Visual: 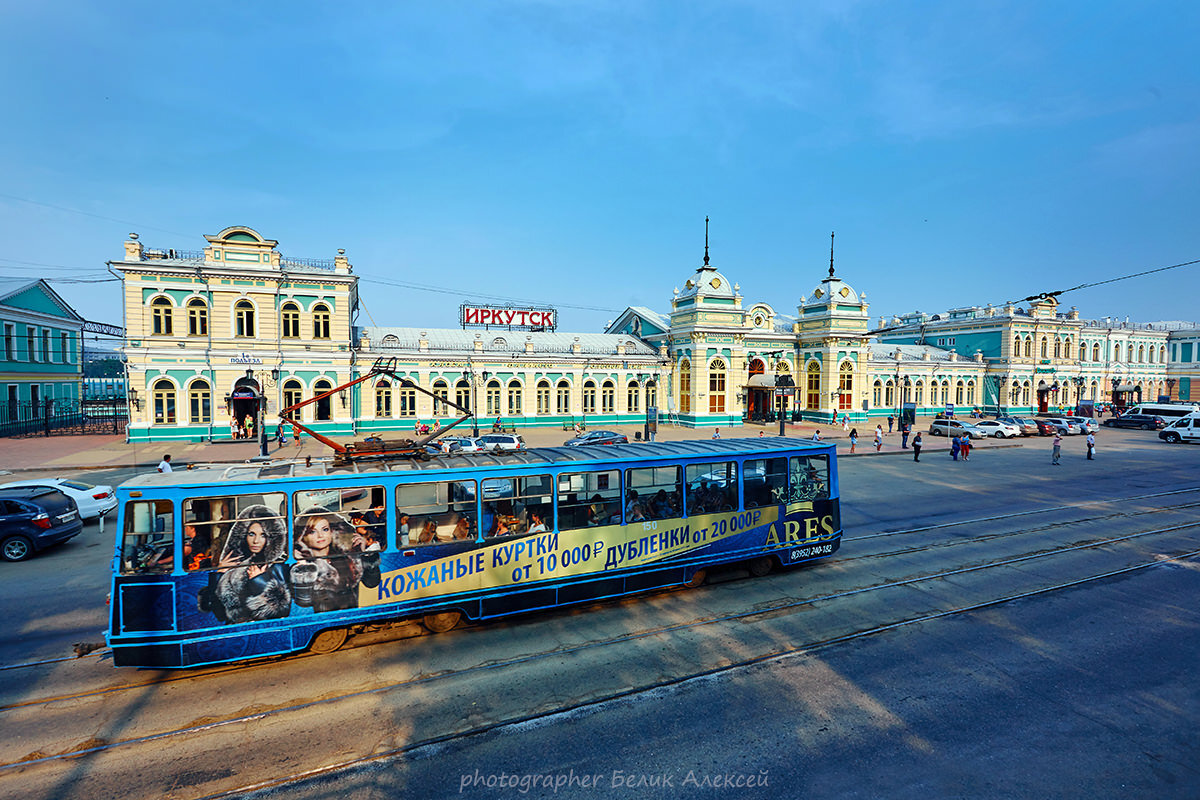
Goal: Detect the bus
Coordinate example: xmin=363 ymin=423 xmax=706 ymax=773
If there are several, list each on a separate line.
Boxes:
xmin=1124 ymin=402 xmax=1200 ymax=419
xmin=107 ymin=438 xmax=841 ymax=668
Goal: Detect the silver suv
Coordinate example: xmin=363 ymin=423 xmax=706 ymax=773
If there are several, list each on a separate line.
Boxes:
xmin=928 ymin=418 xmax=986 ymax=438
xmin=474 ymin=433 xmax=526 ymax=452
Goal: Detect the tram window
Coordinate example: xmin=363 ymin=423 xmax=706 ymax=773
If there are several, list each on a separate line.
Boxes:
xmin=481 ymin=474 xmax=553 ymax=538
xmin=183 ymin=493 xmax=288 ymax=570
xmin=395 ymin=480 xmax=476 ymax=546
xmin=294 ymin=486 xmax=386 ymax=554
xmin=743 ymin=458 xmax=788 ymax=509
xmin=788 ymin=456 xmax=830 ymax=501
xmin=685 ymin=462 xmax=738 ymax=515
xmin=557 ymin=470 xmax=621 ymax=530
xmin=119 ymin=499 xmax=174 ymax=574
xmin=624 ymin=466 xmax=681 ymax=521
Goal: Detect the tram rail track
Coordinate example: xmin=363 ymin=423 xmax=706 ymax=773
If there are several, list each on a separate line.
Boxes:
xmin=4 ymin=514 xmax=1198 ymax=782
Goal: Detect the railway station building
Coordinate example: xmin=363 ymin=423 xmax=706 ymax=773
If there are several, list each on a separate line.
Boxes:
xmin=111 ymin=226 xmax=1195 ymax=443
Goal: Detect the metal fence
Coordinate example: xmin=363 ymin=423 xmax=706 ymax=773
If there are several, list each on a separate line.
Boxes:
xmin=0 ymin=399 xmax=128 ymax=438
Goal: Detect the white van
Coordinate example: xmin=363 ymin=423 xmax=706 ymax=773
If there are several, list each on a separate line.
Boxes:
xmin=1125 ymin=402 xmax=1200 ymax=419
xmin=1159 ymin=414 xmax=1200 ymax=444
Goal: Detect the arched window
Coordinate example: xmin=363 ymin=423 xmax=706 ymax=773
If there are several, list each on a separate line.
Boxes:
xmin=941 ymin=380 xmax=951 ymax=404
xmin=884 ymin=379 xmax=895 ymax=407
xmin=312 ymin=303 xmax=331 ymax=340
xmin=486 ymin=380 xmax=501 ymax=416
xmin=1022 ymin=381 xmax=1031 ymax=405
xmin=281 ymin=302 xmax=300 ymax=338
xmin=556 ymin=380 xmax=571 ymax=414
xmin=536 ymin=380 xmax=551 ymax=415
xmin=599 ymin=379 xmax=614 ymax=414
xmin=1079 ymin=342 xmax=1087 ymax=361
xmin=1148 ymin=345 xmax=1155 ymax=364
xmin=679 ymin=360 xmax=691 ymax=414
xmin=1159 ymin=345 xmax=1167 ymax=363
xmin=967 ymin=380 xmax=976 ymax=404
xmin=1137 ymin=344 xmax=1145 ymax=363
xmin=1013 ymin=334 xmax=1021 ymax=356
xmin=283 ymin=379 xmax=303 ymax=420
xmin=1127 ymin=344 xmax=1134 ymax=362
xmin=1093 ymin=343 xmax=1101 ymax=361
xmin=152 ymin=379 xmax=176 ymax=424
xmin=375 ymin=380 xmax=392 ymax=417
xmin=1090 ymin=380 xmax=1099 ymax=400
xmin=507 ymin=380 xmax=523 ymax=416
xmin=187 ymin=380 xmax=210 ymax=423
xmin=313 ymin=379 xmax=333 ymax=421
xmin=235 ymin=300 xmax=255 ymax=338
xmin=1024 ymin=336 xmax=1032 ymax=357
xmin=1010 ymin=381 xmax=1021 ymax=405
xmin=838 ymin=362 xmax=853 ymax=410
xmin=151 ymin=297 xmax=173 ymax=336
xmin=455 ymin=379 xmax=471 ymax=413
xmin=914 ymin=380 xmax=924 ymax=405
xmin=646 ymin=380 xmax=657 ymax=410
xmin=806 ymin=361 xmax=821 ymax=410
xmin=433 ymin=380 xmax=449 ymax=417
xmin=708 ymin=359 xmax=726 ymax=413
xmin=956 ymin=380 xmax=965 ymax=405
xmin=187 ymin=298 xmax=208 ymax=336
xmin=399 ymin=382 xmax=417 ymax=417
xmin=1040 ymin=336 xmax=1048 ymax=358
xmin=627 ymin=380 xmax=640 ymax=414
xmin=1054 ymin=338 xmax=1061 ymax=358
xmin=582 ymin=380 xmax=597 ymax=414
xmin=873 ymin=380 xmax=882 ymax=407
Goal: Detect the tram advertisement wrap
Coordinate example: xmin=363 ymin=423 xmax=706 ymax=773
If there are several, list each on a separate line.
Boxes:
xmin=362 ymin=501 xmax=839 ymax=607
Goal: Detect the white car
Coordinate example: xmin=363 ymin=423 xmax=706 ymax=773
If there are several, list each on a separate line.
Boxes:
xmin=440 ymin=436 xmax=484 ymax=453
xmin=0 ymin=477 xmax=117 ymax=520
xmin=474 ymin=433 xmax=526 ymax=452
xmin=971 ymin=420 xmax=1022 ymax=439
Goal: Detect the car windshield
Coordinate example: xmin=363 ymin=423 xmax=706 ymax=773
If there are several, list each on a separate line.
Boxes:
xmin=61 ymin=480 xmax=95 ymax=491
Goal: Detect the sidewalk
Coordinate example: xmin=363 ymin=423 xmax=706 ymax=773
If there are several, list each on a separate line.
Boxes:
xmin=0 ymin=419 xmax=1022 ymax=473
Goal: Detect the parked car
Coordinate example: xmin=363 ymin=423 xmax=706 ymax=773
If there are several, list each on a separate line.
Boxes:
xmin=437 ymin=436 xmax=484 ymax=453
xmin=1001 ymin=417 xmax=1040 ymax=436
xmin=0 ymin=477 xmax=117 ymax=520
xmin=1159 ymin=415 xmax=1200 ymax=443
xmin=1032 ymin=419 xmax=1058 ymax=436
xmin=1065 ymin=416 xmax=1099 ymax=434
xmin=564 ymin=430 xmax=629 ymax=446
xmin=971 ymin=420 xmax=1022 ymax=439
xmin=0 ymin=486 xmax=84 ymax=562
xmin=1104 ymin=414 xmax=1166 ymax=431
xmin=1041 ymin=417 xmax=1082 ymax=435
xmin=425 ymin=439 xmax=463 ymax=456
xmin=474 ymin=433 xmax=526 ymax=452
xmin=928 ymin=419 xmax=987 ymax=439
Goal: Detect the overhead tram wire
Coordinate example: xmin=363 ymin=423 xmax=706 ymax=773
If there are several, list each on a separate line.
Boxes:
xmin=1005 ymin=256 xmax=1200 ymax=306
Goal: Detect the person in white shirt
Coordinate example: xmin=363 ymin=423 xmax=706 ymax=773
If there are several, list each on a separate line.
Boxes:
xmin=157 ymin=454 xmax=173 ymax=473
xmin=811 ymin=430 xmax=821 ymax=442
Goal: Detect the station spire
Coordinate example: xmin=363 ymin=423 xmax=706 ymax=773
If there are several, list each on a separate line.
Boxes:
xmin=828 ymin=230 xmax=836 ymax=278
xmin=702 ymin=216 xmax=711 ymax=268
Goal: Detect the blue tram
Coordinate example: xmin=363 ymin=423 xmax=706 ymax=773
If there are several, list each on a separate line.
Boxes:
xmin=106 ymin=438 xmax=841 ymax=668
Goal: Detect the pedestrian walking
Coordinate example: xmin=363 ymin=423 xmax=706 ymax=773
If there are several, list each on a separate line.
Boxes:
xmin=849 ymin=427 xmax=858 ymax=453
xmin=874 ymin=429 xmax=882 ymax=451
xmin=1086 ymin=431 xmax=1096 ymax=460
xmin=887 ymin=415 xmax=894 ymax=433
xmin=842 ymin=414 xmax=849 ymax=432
xmin=901 ymin=424 xmax=910 ymax=449
xmin=157 ymin=454 xmax=172 ymax=473
xmin=1051 ymin=433 xmax=1062 ymax=465
xmin=875 ymin=424 xmax=883 ymax=443
xmin=959 ymin=433 xmax=971 ymax=461
xmin=950 ymin=436 xmax=960 ymax=461
xmin=912 ymin=432 xmax=923 ymax=462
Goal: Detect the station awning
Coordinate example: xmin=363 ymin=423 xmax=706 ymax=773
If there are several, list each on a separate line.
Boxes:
xmin=1113 ymin=384 xmax=1138 ymax=392
xmin=745 ymin=374 xmax=777 ymax=388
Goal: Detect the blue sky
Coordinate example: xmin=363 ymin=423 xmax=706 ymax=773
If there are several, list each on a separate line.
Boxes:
xmin=2 ymin=1 xmax=1198 ymax=336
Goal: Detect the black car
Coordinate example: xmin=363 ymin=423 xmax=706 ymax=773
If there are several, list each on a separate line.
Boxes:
xmin=1103 ymin=414 xmax=1166 ymax=430
xmin=564 ymin=430 xmax=630 ymax=446
xmin=0 ymin=486 xmax=84 ymax=562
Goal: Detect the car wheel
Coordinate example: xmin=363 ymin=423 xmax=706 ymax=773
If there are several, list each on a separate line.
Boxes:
xmin=1165 ymin=433 xmax=1181 ymax=443
xmin=1140 ymin=424 xmax=1150 ymax=430
xmin=1 ymin=536 xmax=33 ymax=562
xmin=993 ymin=431 xmax=1004 ymax=439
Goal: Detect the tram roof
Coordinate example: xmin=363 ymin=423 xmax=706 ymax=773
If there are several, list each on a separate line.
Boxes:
xmin=118 ymin=437 xmax=833 ymax=490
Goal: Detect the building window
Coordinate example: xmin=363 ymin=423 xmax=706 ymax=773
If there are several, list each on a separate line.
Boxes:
xmin=967 ymin=380 xmax=976 ymax=404
xmin=1159 ymin=345 xmax=1167 ymax=363
xmin=188 ymin=380 xmax=211 ymax=423
xmin=1040 ymin=337 xmax=1048 ymax=358
xmin=1022 ymin=382 xmax=1031 ymax=405
xmin=838 ymin=362 xmax=853 ymax=410
xmin=313 ymin=379 xmax=333 ymax=421
xmin=1092 ymin=343 xmax=1100 ymax=361
xmin=456 ymin=379 xmax=471 ymax=413
xmin=433 ymin=380 xmax=450 ymax=417
xmin=582 ymin=380 xmax=597 ymax=414
xmin=281 ymin=302 xmax=301 ymax=338
xmin=152 ymin=379 xmax=176 ymax=424
xmin=884 ymin=380 xmax=895 ymax=407
xmin=627 ymin=381 xmax=640 ymax=414
xmin=1054 ymin=338 xmax=1061 ymax=358
xmin=507 ymin=381 xmax=523 ymax=416
xmin=914 ymin=380 xmax=924 ymax=405
xmin=679 ymin=360 xmax=691 ymax=414
xmin=805 ymin=362 xmax=821 ymax=410
xmin=375 ymin=380 xmax=392 ymax=417
xmin=235 ymin=300 xmax=255 ymax=338
xmin=312 ymin=303 xmax=331 ymax=339
xmin=282 ymin=380 xmax=303 ymax=420
xmin=151 ymin=297 xmax=173 ymax=336
xmin=708 ymin=360 xmax=726 ymax=413
xmin=1138 ymin=344 xmax=1145 ymax=363
xmin=537 ymin=381 xmax=551 ymax=415
xmin=3 ymin=324 xmax=13 ymax=360
xmin=647 ymin=382 xmax=657 ymax=410
xmin=399 ymin=386 xmax=417 ymax=417
xmin=486 ymin=380 xmax=501 ymax=416
xmin=873 ymin=380 xmax=882 ymax=407
xmin=26 ymin=327 xmax=35 ymax=361
xmin=187 ymin=298 xmax=208 ymax=336
xmin=556 ymin=380 xmax=571 ymax=414
xmin=1013 ymin=334 xmax=1021 ymax=356
xmin=42 ymin=329 xmax=51 ymax=361
xmin=1024 ymin=336 xmax=1032 ymax=357
xmin=1149 ymin=346 xmax=1155 ymax=364
xmin=955 ymin=380 xmax=964 ymax=405
xmin=60 ymin=332 xmax=69 ymax=363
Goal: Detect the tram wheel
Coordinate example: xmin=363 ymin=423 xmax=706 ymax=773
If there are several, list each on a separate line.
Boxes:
xmin=748 ymin=556 xmax=774 ymax=577
xmin=423 ymin=611 xmax=462 ymax=634
xmin=308 ymin=627 xmax=349 ymax=654
xmin=687 ymin=569 xmax=707 ymax=587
